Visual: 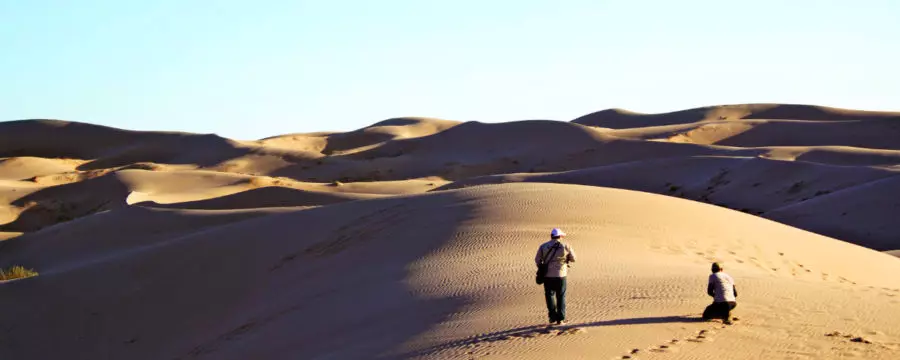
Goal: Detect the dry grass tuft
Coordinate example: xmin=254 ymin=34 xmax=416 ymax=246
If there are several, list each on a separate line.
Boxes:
xmin=0 ymin=265 xmax=39 ymax=281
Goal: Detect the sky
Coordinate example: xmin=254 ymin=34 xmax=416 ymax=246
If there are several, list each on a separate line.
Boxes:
xmin=1 ymin=0 xmax=898 ymax=140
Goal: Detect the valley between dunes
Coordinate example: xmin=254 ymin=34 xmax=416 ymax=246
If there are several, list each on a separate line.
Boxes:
xmin=2 ymin=103 xmax=899 ymax=359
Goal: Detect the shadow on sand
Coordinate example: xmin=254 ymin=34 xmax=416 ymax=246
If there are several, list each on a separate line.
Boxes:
xmin=402 ymin=315 xmax=705 ymax=357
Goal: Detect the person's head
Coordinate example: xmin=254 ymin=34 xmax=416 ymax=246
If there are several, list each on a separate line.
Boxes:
xmin=711 ymin=262 xmax=723 ymax=273
xmin=550 ymin=228 xmax=566 ymax=240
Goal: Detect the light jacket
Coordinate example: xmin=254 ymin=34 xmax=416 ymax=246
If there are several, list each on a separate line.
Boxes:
xmin=535 ymin=239 xmax=576 ymax=278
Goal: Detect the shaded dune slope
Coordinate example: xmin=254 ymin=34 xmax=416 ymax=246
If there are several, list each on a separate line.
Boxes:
xmin=766 ymin=176 xmax=900 ymax=250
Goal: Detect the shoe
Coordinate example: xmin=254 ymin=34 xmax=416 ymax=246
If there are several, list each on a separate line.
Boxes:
xmin=556 ymin=320 xmax=567 ymax=326
xmin=723 ymin=319 xmax=733 ymax=325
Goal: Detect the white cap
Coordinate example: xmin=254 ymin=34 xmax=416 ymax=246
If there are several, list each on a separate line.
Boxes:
xmin=551 ymin=228 xmax=566 ymax=237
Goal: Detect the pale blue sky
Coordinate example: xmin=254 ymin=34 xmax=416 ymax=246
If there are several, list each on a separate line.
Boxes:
xmin=2 ymin=0 xmax=898 ymax=140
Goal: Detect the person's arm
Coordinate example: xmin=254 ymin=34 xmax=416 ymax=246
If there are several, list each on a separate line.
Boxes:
xmin=535 ymin=246 xmax=544 ymax=266
xmin=565 ymin=244 xmax=576 ymax=264
xmin=729 ymin=274 xmax=737 ymax=298
xmin=707 ymin=276 xmax=715 ymax=297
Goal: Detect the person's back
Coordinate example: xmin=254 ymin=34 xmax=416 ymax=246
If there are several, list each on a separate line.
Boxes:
xmin=536 ymin=239 xmax=576 ymax=278
xmin=534 ymin=228 xmax=576 ymax=325
xmin=708 ymin=271 xmax=736 ymax=302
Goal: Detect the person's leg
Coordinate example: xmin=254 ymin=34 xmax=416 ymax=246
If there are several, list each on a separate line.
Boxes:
xmin=544 ymin=279 xmax=557 ymax=323
xmin=706 ymin=302 xmax=726 ymax=320
xmin=556 ymin=277 xmax=567 ymax=322
xmin=724 ymin=302 xmax=737 ymax=324
xmin=702 ymin=303 xmax=715 ymax=320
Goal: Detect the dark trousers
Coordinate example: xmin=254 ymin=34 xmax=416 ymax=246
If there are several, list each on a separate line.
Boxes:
xmin=703 ymin=301 xmax=736 ymax=321
xmin=543 ymin=277 xmax=567 ymax=322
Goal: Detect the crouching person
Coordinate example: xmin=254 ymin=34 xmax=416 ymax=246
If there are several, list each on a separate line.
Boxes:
xmin=703 ymin=262 xmax=737 ymax=325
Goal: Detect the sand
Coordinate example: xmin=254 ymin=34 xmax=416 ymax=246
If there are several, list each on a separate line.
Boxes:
xmin=1 ymin=104 xmax=899 ymax=359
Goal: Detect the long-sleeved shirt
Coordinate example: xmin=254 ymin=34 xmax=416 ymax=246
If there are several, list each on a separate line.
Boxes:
xmin=707 ymin=272 xmax=737 ymax=302
xmin=535 ymin=239 xmax=576 ymax=278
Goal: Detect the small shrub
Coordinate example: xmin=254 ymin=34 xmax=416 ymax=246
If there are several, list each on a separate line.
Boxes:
xmin=0 ymin=266 xmax=38 ymax=281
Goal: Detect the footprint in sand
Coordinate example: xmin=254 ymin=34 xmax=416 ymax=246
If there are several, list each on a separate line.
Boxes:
xmin=649 ymin=343 xmax=679 ymax=353
xmin=687 ymin=329 xmax=716 ymax=343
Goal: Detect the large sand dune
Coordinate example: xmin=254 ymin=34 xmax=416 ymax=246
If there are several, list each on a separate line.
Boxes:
xmin=438 ymin=156 xmax=900 ymax=249
xmin=2 ymin=184 xmax=899 ymax=359
xmin=2 ymin=103 xmax=899 ymax=359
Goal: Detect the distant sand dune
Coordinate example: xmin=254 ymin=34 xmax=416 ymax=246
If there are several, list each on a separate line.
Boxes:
xmin=766 ymin=175 xmax=900 ymax=250
xmin=0 ymin=157 xmax=85 ymax=180
xmin=437 ymin=156 xmax=900 ymax=249
xmin=573 ymin=103 xmax=900 ymax=129
xmin=3 ymin=106 xmax=898 ymax=247
xmin=134 ymin=186 xmax=384 ymax=210
xmin=607 ymin=119 xmax=900 ymax=151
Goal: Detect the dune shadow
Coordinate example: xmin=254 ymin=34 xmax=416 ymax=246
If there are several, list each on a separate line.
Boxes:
xmin=403 ymin=315 xmax=703 ymax=357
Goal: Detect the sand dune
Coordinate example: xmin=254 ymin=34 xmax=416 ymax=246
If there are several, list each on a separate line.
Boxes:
xmin=135 ymin=186 xmax=384 ymax=210
xmin=607 ymin=119 xmax=900 ymax=150
xmin=270 ymin=120 xmax=741 ymax=182
xmin=258 ymin=117 xmax=459 ymax=155
xmin=2 ymin=103 xmax=899 ymax=359
xmin=760 ymin=146 xmax=900 ymax=167
xmin=766 ymin=175 xmax=900 ymax=250
xmin=2 ymin=184 xmax=899 ymax=359
xmin=1 ymin=206 xmax=282 ymax=275
xmin=573 ymin=103 xmax=900 ymax=129
xmin=0 ymin=157 xmax=84 ymax=180
xmin=0 ymin=174 xmax=130 ymax=232
xmin=437 ymin=156 xmax=900 ymax=248
xmin=439 ymin=156 xmax=896 ymax=210
xmin=2 ymin=166 xmax=444 ymax=233
xmin=0 ymin=231 xmax=20 ymax=241
xmin=0 ymin=119 xmax=149 ymax=159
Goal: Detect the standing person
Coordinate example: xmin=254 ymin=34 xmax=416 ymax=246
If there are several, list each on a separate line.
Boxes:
xmin=535 ymin=228 xmax=576 ymax=325
xmin=703 ymin=262 xmax=737 ymax=325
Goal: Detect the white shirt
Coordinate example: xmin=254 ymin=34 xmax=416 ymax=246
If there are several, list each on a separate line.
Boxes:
xmin=708 ymin=272 xmax=736 ymax=302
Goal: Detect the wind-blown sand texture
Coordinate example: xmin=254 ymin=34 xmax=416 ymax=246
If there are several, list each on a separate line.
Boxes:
xmin=1 ymin=104 xmax=899 ymax=359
